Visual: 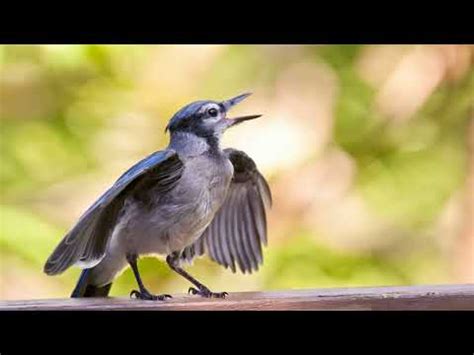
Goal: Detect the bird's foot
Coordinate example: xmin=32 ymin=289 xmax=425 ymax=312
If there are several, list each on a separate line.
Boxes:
xmin=130 ymin=289 xmax=172 ymax=301
xmin=188 ymin=286 xmax=228 ymax=298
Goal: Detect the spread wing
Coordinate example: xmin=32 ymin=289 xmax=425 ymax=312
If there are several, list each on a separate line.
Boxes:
xmin=44 ymin=149 xmax=183 ymax=275
xmin=180 ymin=148 xmax=272 ymax=273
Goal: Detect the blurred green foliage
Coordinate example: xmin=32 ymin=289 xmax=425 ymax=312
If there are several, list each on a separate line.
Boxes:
xmin=0 ymin=45 xmax=472 ymax=299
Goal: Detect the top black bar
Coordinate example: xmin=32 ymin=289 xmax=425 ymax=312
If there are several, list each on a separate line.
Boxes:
xmin=1 ymin=29 xmax=473 ymax=45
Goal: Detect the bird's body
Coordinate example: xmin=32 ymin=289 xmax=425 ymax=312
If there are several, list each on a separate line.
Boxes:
xmin=44 ymin=93 xmax=271 ymax=299
xmin=89 ymin=134 xmax=234 ymax=287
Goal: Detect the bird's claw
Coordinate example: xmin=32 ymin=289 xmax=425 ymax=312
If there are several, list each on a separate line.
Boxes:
xmin=188 ymin=287 xmax=228 ymax=298
xmin=130 ymin=289 xmax=172 ymax=301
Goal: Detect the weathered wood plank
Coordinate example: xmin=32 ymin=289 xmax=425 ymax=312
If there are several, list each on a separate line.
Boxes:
xmin=1 ymin=284 xmax=473 ymax=310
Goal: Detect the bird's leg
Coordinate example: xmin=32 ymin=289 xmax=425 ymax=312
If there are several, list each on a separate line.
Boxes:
xmin=126 ymin=253 xmax=172 ymax=301
xmin=166 ymin=252 xmax=228 ymax=298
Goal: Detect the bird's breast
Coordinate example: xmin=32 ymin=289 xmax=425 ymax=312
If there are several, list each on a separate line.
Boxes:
xmin=122 ymin=153 xmax=233 ymax=255
xmin=158 ymin=155 xmax=233 ymax=253
xmin=175 ymin=154 xmax=233 ymax=223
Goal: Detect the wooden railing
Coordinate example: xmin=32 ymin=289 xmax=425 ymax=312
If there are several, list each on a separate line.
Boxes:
xmin=1 ymin=284 xmax=473 ymax=310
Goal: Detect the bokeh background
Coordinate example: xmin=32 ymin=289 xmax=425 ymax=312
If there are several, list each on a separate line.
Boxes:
xmin=1 ymin=45 xmax=473 ymax=300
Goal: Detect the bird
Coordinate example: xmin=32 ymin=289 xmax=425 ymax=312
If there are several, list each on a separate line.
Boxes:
xmin=43 ymin=93 xmax=272 ymax=300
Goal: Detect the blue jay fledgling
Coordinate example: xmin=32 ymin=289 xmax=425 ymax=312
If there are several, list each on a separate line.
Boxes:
xmin=44 ymin=93 xmax=272 ymax=300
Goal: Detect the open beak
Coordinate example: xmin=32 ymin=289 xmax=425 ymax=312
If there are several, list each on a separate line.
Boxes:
xmin=221 ymin=93 xmax=262 ymax=127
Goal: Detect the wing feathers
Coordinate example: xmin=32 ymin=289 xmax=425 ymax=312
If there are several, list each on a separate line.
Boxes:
xmin=180 ymin=149 xmax=271 ymax=274
xmin=44 ymin=149 xmax=183 ymax=275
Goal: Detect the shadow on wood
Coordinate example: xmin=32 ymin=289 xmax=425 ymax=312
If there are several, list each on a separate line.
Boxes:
xmin=1 ymin=284 xmax=473 ymax=310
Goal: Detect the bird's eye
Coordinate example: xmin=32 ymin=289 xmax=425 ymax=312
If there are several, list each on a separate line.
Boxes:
xmin=208 ymin=108 xmax=218 ymax=117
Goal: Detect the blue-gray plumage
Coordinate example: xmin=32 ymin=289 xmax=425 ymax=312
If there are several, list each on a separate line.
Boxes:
xmin=44 ymin=93 xmax=272 ymax=300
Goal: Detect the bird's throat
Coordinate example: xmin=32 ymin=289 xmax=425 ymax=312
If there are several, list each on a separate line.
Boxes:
xmin=169 ymin=131 xmax=222 ymax=158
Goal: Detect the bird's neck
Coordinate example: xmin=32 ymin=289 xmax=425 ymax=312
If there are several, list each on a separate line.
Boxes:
xmin=169 ymin=131 xmax=222 ymax=158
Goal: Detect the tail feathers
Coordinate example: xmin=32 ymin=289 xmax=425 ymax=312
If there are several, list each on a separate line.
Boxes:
xmin=71 ymin=269 xmax=112 ymax=298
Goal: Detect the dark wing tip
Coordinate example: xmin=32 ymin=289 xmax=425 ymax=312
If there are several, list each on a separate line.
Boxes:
xmin=43 ymin=263 xmax=55 ymax=275
xmin=43 ymin=259 xmax=63 ymax=276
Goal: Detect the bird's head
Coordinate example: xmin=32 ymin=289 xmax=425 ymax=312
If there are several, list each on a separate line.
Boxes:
xmin=165 ymin=93 xmax=261 ymax=142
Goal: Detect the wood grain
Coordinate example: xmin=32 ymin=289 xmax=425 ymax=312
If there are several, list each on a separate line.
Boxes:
xmin=1 ymin=284 xmax=473 ymax=310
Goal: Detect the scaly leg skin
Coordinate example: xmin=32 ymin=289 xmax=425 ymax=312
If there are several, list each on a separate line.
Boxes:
xmin=127 ymin=253 xmax=172 ymax=301
xmin=166 ymin=252 xmax=228 ymax=299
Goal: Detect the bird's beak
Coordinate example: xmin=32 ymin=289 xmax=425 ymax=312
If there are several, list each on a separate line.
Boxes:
xmin=221 ymin=93 xmax=262 ymax=127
